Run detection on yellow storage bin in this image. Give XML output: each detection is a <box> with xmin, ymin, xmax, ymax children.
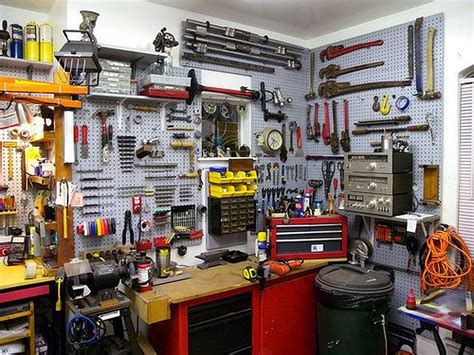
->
<box><xmin>245</xmin><ymin>184</ymin><xmax>258</xmax><ymax>196</ymax></box>
<box><xmin>232</xmin><ymin>171</ymin><xmax>246</xmax><ymax>183</ymax></box>
<box><xmin>244</xmin><ymin>170</ymin><xmax>258</xmax><ymax>182</ymax></box>
<box><xmin>234</xmin><ymin>184</ymin><xmax>247</xmax><ymax>197</ymax></box>
<box><xmin>210</xmin><ymin>184</ymin><xmax>235</xmax><ymax>198</ymax></box>
<box><xmin>209</xmin><ymin>171</ymin><xmax>233</xmax><ymax>184</ymax></box>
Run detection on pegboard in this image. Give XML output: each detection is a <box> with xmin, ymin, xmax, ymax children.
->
<box><xmin>0</xmin><ymin>64</ymin><xmax>52</xmax><ymax>230</ymax></box>
<box><xmin>72</xmin><ymin>64</ymin><xmax>203</xmax><ymax>255</ymax></box>
<box><xmin>308</xmin><ymin>13</ymin><xmax>444</xmax><ymax>330</ymax></box>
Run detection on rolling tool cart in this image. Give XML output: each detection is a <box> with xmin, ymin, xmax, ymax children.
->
<box><xmin>270</xmin><ymin>215</ymin><xmax>348</xmax><ymax>260</ymax></box>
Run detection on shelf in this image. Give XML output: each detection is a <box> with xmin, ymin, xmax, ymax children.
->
<box><xmin>350</xmin><ymin>211</ymin><xmax>440</xmax><ymax>225</ymax></box>
<box><xmin>30</xmin><ymin>131</ymin><xmax>54</xmax><ymax>143</ymax></box>
<box><xmin>0</xmin><ymin>57</ymin><xmax>53</xmax><ymax>71</ymax></box>
<box><xmin>29</xmin><ymin>176</ymin><xmax>52</xmax><ymax>187</ymax></box>
<box><xmin>87</xmin><ymin>92</ymin><xmax>182</xmax><ymax>104</ymax></box>
<box><xmin>0</xmin><ymin>309</ymin><xmax>32</xmax><ymax>323</ymax></box>
<box><xmin>97</xmin><ymin>44</ymin><xmax>167</xmax><ymax>67</ymax></box>
<box><xmin>0</xmin><ymin>77</ymin><xmax>88</xmax><ymax>95</ymax></box>
<box><xmin>0</xmin><ymin>93</ymin><xmax>83</xmax><ymax>109</ymax></box>
<box><xmin>0</xmin><ymin>211</ymin><xmax>17</xmax><ymax>216</ymax></box>
<box><xmin>34</xmin><ymin>217</ymin><xmax>57</xmax><ymax>231</ymax></box>
<box><xmin>0</xmin><ymin>331</ymin><xmax>31</xmax><ymax>345</ymax></box>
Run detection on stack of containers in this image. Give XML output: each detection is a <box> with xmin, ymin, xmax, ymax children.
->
<box><xmin>13</xmin><ymin>21</ymin><xmax>53</xmax><ymax>63</ymax></box>
<box><xmin>91</xmin><ymin>59</ymin><xmax>132</xmax><ymax>94</ymax></box>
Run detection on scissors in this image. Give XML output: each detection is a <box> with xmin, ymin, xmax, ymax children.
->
<box><xmin>322</xmin><ymin>161</ymin><xmax>335</xmax><ymax>198</ymax></box>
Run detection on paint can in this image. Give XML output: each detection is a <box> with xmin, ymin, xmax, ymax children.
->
<box><xmin>24</xmin><ymin>22</ymin><xmax>39</xmax><ymax>61</ymax></box>
<box><xmin>9</xmin><ymin>24</ymin><xmax>23</xmax><ymax>59</ymax></box>
<box><xmin>39</xmin><ymin>23</ymin><xmax>53</xmax><ymax>63</ymax></box>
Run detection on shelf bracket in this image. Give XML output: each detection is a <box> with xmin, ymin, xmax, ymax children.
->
<box><xmin>116</xmin><ymin>98</ymin><xmax>127</xmax><ymax>131</ymax></box>
<box><xmin>26</xmin><ymin>65</ymin><xmax>33</xmax><ymax>80</ymax></box>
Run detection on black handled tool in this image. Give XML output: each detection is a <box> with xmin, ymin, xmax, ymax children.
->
<box><xmin>122</xmin><ymin>210</ymin><xmax>134</xmax><ymax>245</ymax></box>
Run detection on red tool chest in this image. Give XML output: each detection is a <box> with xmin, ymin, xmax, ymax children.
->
<box><xmin>270</xmin><ymin>215</ymin><xmax>348</xmax><ymax>260</ymax></box>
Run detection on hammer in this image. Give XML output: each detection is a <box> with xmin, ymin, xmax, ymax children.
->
<box><xmin>420</xmin><ymin>27</ymin><xmax>441</xmax><ymax>100</ymax></box>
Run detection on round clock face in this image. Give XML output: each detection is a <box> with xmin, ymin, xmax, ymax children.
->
<box><xmin>267</xmin><ymin>129</ymin><xmax>283</xmax><ymax>151</ymax></box>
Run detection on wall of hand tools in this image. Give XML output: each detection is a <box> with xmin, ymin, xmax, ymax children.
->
<box><xmin>0</xmin><ymin>63</ymin><xmax>51</xmax><ymax>229</ymax></box>
<box><xmin>306</xmin><ymin>13</ymin><xmax>444</xmax><ymax>329</ymax></box>
<box><xmin>72</xmin><ymin>64</ymin><xmax>204</xmax><ymax>254</ymax></box>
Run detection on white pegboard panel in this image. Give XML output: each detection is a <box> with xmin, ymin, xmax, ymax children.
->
<box><xmin>73</xmin><ymin>65</ymin><xmax>203</xmax><ymax>254</ymax></box>
<box><xmin>307</xmin><ymin>14</ymin><xmax>444</xmax><ymax>331</ymax></box>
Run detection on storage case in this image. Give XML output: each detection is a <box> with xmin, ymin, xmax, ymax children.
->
<box><xmin>270</xmin><ymin>215</ymin><xmax>348</xmax><ymax>260</ymax></box>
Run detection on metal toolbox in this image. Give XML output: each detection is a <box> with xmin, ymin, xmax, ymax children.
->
<box><xmin>344</xmin><ymin>172</ymin><xmax>412</xmax><ymax>195</ymax></box>
<box><xmin>270</xmin><ymin>216</ymin><xmax>348</xmax><ymax>260</ymax></box>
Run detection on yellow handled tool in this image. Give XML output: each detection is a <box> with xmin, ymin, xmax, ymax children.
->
<box><xmin>55</xmin><ymin>276</ymin><xmax>63</xmax><ymax>311</ymax></box>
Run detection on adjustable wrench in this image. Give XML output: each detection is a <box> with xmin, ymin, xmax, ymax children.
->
<box><xmin>319</xmin><ymin>61</ymin><xmax>384</xmax><ymax>79</ymax></box>
<box><xmin>330</xmin><ymin>100</ymin><xmax>339</xmax><ymax>154</ymax></box>
<box><xmin>340</xmin><ymin>99</ymin><xmax>350</xmax><ymax>152</ymax></box>
<box><xmin>319</xmin><ymin>39</ymin><xmax>384</xmax><ymax>61</ymax></box>
<box><xmin>306</xmin><ymin>104</ymin><xmax>314</xmax><ymax>140</ymax></box>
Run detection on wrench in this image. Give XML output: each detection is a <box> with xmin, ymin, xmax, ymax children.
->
<box><xmin>319</xmin><ymin>61</ymin><xmax>384</xmax><ymax>79</ymax></box>
<box><xmin>166</xmin><ymin>115</ymin><xmax>192</xmax><ymax>123</ymax></box>
<box><xmin>266</xmin><ymin>163</ymin><xmax>272</xmax><ymax>181</ymax></box>
<box><xmin>318</xmin><ymin>80</ymin><xmax>412</xmax><ymax>99</ymax></box>
<box><xmin>289</xmin><ymin>121</ymin><xmax>297</xmax><ymax>154</ymax></box>
<box><xmin>319</xmin><ymin>39</ymin><xmax>384</xmax><ymax>61</ymax></box>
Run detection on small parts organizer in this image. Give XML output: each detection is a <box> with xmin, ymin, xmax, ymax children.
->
<box><xmin>208</xmin><ymin>168</ymin><xmax>258</xmax><ymax>198</ymax></box>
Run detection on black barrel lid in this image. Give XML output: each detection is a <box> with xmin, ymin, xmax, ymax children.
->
<box><xmin>316</xmin><ymin>264</ymin><xmax>393</xmax><ymax>296</ymax></box>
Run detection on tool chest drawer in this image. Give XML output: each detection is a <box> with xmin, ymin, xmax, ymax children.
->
<box><xmin>188</xmin><ymin>293</ymin><xmax>252</xmax><ymax>355</ymax></box>
<box><xmin>208</xmin><ymin>197</ymin><xmax>256</xmax><ymax>235</ymax></box>
<box><xmin>270</xmin><ymin>216</ymin><xmax>348</xmax><ymax>260</ymax></box>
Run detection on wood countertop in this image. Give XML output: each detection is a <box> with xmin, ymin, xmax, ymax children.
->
<box><xmin>124</xmin><ymin>257</ymin><xmax>345</xmax><ymax>324</ymax></box>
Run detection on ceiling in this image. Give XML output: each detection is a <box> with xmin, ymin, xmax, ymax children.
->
<box><xmin>0</xmin><ymin>0</ymin><xmax>55</xmax><ymax>12</ymax></box>
<box><xmin>148</xmin><ymin>0</ymin><xmax>433</xmax><ymax>40</ymax></box>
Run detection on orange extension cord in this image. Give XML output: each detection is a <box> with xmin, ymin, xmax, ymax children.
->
<box><xmin>421</xmin><ymin>226</ymin><xmax>472</xmax><ymax>293</ymax></box>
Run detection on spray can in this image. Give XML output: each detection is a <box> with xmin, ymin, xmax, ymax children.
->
<box><xmin>24</xmin><ymin>22</ymin><xmax>39</xmax><ymax>61</ymax></box>
<box><xmin>39</xmin><ymin>23</ymin><xmax>53</xmax><ymax>63</ymax></box>
<box><xmin>9</xmin><ymin>24</ymin><xmax>23</xmax><ymax>59</ymax></box>
<box><xmin>256</xmin><ymin>232</ymin><xmax>267</xmax><ymax>262</ymax></box>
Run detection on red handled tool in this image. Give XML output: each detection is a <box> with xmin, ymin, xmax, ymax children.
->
<box><xmin>320</xmin><ymin>39</ymin><xmax>384</xmax><ymax>61</ymax></box>
<box><xmin>322</xmin><ymin>102</ymin><xmax>331</xmax><ymax>145</ymax></box>
<box><xmin>81</xmin><ymin>125</ymin><xmax>88</xmax><ymax>159</ymax></box>
<box><xmin>295</xmin><ymin>126</ymin><xmax>304</xmax><ymax>157</ymax></box>
<box><xmin>313</xmin><ymin>103</ymin><xmax>320</xmax><ymax>143</ymax></box>
<box><xmin>340</xmin><ymin>99</ymin><xmax>350</xmax><ymax>152</ymax></box>
<box><xmin>333</xmin><ymin>178</ymin><xmax>338</xmax><ymax>195</ymax></box>
<box><xmin>73</xmin><ymin>123</ymin><xmax>79</xmax><ymax>164</ymax></box>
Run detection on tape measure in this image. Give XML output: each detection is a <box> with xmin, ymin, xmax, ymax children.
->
<box><xmin>242</xmin><ymin>266</ymin><xmax>257</xmax><ymax>281</ymax></box>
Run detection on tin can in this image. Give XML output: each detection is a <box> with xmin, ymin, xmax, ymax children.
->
<box><xmin>24</xmin><ymin>22</ymin><xmax>39</xmax><ymax>61</ymax></box>
<box><xmin>9</xmin><ymin>24</ymin><xmax>23</xmax><ymax>59</ymax></box>
<box><xmin>39</xmin><ymin>23</ymin><xmax>53</xmax><ymax>63</ymax></box>
<box><xmin>136</xmin><ymin>260</ymin><xmax>153</xmax><ymax>292</ymax></box>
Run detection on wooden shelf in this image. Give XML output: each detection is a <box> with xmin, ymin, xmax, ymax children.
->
<box><xmin>87</xmin><ymin>92</ymin><xmax>182</xmax><ymax>104</ymax></box>
<box><xmin>34</xmin><ymin>217</ymin><xmax>57</xmax><ymax>231</ymax></box>
<box><xmin>0</xmin><ymin>57</ymin><xmax>53</xmax><ymax>71</ymax></box>
<box><xmin>0</xmin><ymin>211</ymin><xmax>17</xmax><ymax>216</ymax></box>
<box><xmin>0</xmin><ymin>309</ymin><xmax>32</xmax><ymax>323</ymax></box>
<box><xmin>0</xmin><ymin>331</ymin><xmax>31</xmax><ymax>345</ymax></box>
<box><xmin>0</xmin><ymin>93</ymin><xmax>82</xmax><ymax>109</ymax></box>
<box><xmin>29</xmin><ymin>176</ymin><xmax>52</xmax><ymax>187</ymax></box>
<box><xmin>30</xmin><ymin>131</ymin><xmax>55</xmax><ymax>144</ymax></box>
<box><xmin>97</xmin><ymin>44</ymin><xmax>167</xmax><ymax>67</ymax></box>
<box><xmin>0</xmin><ymin>77</ymin><xmax>88</xmax><ymax>95</ymax></box>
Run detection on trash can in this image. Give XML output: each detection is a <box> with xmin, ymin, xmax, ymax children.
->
<box><xmin>315</xmin><ymin>264</ymin><xmax>394</xmax><ymax>355</ymax></box>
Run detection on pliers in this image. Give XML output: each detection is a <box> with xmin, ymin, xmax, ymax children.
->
<box><xmin>122</xmin><ymin>210</ymin><xmax>134</xmax><ymax>245</ymax></box>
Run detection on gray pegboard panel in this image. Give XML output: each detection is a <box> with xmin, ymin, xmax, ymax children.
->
<box><xmin>308</xmin><ymin>13</ymin><xmax>444</xmax><ymax>331</ymax></box>
<box><xmin>72</xmin><ymin>65</ymin><xmax>203</xmax><ymax>255</ymax></box>
<box><xmin>0</xmin><ymin>64</ymin><xmax>54</xmax><ymax>229</ymax></box>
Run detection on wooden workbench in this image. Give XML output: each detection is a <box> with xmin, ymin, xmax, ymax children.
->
<box><xmin>124</xmin><ymin>258</ymin><xmax>344</xmax><ymax>324</ymax></box>
<box><xmin>0</xmin><ymin>260</ymin><xmax>55</xmax><ymax>291</ymax></box>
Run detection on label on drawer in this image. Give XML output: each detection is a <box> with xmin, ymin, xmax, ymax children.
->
<box><xmin>311</xmin><ymin>244</ymin><xmax>324</xmax><ymax>252</ymax></box>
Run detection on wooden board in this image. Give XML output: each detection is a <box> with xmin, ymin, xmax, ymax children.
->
<box><xmin>0</xmin><ymin>261</ymin><xmax>54</xmax><ymax>291</ymax></box>
<box><xmin>126</xmin><ymin>258</ymin><xmax>344</xmax><ymax>324</ymax></box>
